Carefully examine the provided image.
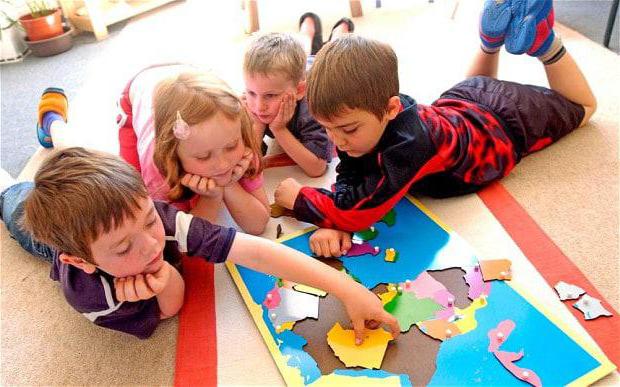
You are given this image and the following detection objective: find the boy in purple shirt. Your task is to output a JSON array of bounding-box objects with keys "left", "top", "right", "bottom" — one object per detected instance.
[
  {"left": 0, "top": 148, "right": 398, "bottom": 342},
  {"left": 243, "top": 33, "right": 333, "bottom": 177}
]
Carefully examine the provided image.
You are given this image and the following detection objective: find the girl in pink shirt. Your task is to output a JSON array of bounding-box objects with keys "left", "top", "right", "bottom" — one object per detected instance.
[{"left": 117, "top": 64, "right": 269, "bottom": 234}]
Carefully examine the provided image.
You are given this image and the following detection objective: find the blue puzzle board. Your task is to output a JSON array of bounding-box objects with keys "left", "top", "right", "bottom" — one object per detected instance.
[{"left": 227, "top": 196, "right": 614, "bottom": 385}]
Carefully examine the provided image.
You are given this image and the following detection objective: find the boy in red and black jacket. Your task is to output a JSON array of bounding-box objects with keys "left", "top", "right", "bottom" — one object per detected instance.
[{"left": 274, "top": 0, "right": 596, "bottom": 258}]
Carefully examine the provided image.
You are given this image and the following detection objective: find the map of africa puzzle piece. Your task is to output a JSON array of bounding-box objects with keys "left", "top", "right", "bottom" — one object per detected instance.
[
  {"left": 380, "top": 209, "right": 397, "bottom": 227},
  {"left": 383, "top": 291, "right": 443, "bottom": 332},
  {"left": 293, "top": 283, "right": 328, "bottom": 297},
  {"left": 488, "top": 320, "right": 542, "bottom": 387},
  {"left": 464, "top": 265, "right": 491, "bottom": 299},
  {"left": 573, "top": 294, "right": 613, "bottom": 320},
  {"left": 269, "top": 287, "right": 319, "bottom": 326},
  {"left": 479, "top": 259, "right": 512, "bottom": 281},
  {"left": 263, "top": 286, "right": 281, "bottom": 309},
  {"left": 383, "top": 248, "right": 398, "bottom": 262},
  {"left": 406, "top": 271, "right": 448, "bottom": 300},
  {"left": 554, "top": 281, "right": 586, "bottom": 300},
  {"left": 346, "top": 242, "right": 381, "bottom": 257},
  {"left": 353, "top": 226, "right": 379, "bottom": 242},
  {"left": 326, "top": 322, "right": 393, "bottom": 369},
  {"left": 418, "top": 318, "right": 461, "bottom": 341}
]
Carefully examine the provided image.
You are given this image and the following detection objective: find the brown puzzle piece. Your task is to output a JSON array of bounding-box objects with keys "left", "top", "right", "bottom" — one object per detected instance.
[{"left": 270, "top": 203, "right": 295, "bottom": 218}]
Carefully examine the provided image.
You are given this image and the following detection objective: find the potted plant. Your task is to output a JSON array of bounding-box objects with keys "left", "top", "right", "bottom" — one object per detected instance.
[
  {"left": 18, "top": 0, "right": 62, "bottom": 41},
  {"left": 16, "top": 0, "right": 73, "bottom": 57},
  {"left": 0, "top": 0, "right": 28, "bottom": 63}
]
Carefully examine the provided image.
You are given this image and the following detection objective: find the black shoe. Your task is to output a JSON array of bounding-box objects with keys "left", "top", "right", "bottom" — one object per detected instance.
[
  {"left": 328, "top": 17, "right": 355, "bottom": 42},
  {"left": 299, "top": 12, "right": 324, "bottom": 55}
]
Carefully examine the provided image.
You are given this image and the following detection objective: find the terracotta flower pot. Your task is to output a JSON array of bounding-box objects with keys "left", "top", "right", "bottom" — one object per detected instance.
[
  {"left": 19, "top": 8, "right": 63, "bottom": 42},
  {"left": 25, "top": 25, "right": 73, "bottom": 57}
]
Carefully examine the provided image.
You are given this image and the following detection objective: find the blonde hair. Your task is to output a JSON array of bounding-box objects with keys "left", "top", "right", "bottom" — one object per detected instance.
[
  {"left": 152, "top": 70, "right": 263, "bottom": 202},
  {"left": 22, "top": 147, "right": 149, "bottom": 263},
  {"left": 243, "top": 32, "right": 306, "bottom": 83},
  {"left": 307, "top": 35, "right": 399, "bottom": 121}
]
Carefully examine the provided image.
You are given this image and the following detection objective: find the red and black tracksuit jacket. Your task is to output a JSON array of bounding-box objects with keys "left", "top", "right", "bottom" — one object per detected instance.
[{"left": 292, "top": 94, "right": 517, "bottom": 232}]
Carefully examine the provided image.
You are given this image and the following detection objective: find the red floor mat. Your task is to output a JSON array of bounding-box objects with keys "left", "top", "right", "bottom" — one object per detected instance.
[{"left": 478, "top": 181, "right": 619, "bottom": 366}]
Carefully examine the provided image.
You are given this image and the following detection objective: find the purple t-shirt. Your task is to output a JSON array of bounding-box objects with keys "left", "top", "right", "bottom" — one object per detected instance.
[{"left": 50, "top": 201, "right": 236, "bottom": 339}]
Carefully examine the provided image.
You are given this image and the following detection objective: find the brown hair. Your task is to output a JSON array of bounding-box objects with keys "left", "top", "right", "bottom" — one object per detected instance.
[
  {"left": 307, "top": 35, "right": 399, "bottom": 121},
  {"left": 243, "top": 32, "right": 306, "bottom": 83},
  {"left": 21, "top": 147, "right": 149, "bottom": 262},
  {"left": 152, "top": 70, "right": 263, "bottom": 202}
]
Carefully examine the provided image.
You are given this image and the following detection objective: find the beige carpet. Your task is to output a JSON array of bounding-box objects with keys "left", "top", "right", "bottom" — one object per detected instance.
[{"left": 1, "top": 0, "right": 618, "bottom": 385}]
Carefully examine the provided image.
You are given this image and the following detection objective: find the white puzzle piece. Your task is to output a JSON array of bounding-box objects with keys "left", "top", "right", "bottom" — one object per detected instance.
[
  {"left": 573, "top": 294, "right": 613, "bottom": 320},
  {"left": 554, "top": 281, "right": 585, "bottom": 300},
  {"left": 269, "top": 287, "right": 320, "bottom": 326}
]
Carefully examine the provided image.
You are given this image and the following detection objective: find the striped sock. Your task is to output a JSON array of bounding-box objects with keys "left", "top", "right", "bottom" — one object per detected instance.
[
  {"left": 37, "top": 87, "right": 67, "bottom": 148},
  {"left": 537, "top": 33, "right": 566, "bottom": 65}
]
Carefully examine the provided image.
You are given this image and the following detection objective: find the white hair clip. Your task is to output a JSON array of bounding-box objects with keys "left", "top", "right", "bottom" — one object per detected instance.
[{"left": 173, "top": 111, "right": 191, "bottom": 140}]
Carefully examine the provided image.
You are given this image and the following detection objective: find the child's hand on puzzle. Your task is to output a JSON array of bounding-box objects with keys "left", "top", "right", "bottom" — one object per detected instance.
[
  {"left": 270, "top": 93, "right": 296, "bottom": 132},
  {"left": 181, "top": 173, "right": 223, "bottom": 197},
  {"left": 341, "top": 282, "right": 401, "bottom": 345},
  {"left": 274, "top": 177, "right": 302, "bottom": 209},
  {"left": 114, "top": 261, "right": 172, "bottom": 302},
  {"left": 310, "top": 228, "right": 352, "bottom": 258},
  {"left": 231, "top": 147, "right": 254, "bottom": 182}
]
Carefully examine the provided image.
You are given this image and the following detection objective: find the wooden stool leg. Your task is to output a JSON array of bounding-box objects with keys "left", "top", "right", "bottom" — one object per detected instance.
[
  {"left": 244, "top": 0, "right": 259, "bottom": 33},
  {"left": 83, "top": 0, "right": 108, "bottom": 40},
  {"left": 349, "top": 0, "right": 363, "bottom": 17}
]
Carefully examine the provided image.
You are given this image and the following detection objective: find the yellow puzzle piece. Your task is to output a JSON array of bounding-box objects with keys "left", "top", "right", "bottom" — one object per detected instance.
[
  {"left": 326, "top": 322, "right": 393, "bottom": 369},
  {"left": 292, "top": 283, "right": 328, "bottom": 297},
  {"left": 453, "top": 297, "right": 487, "bottom": 334},
  {"left": 384, "top": 248, "right": 398, "bottom": 262}
]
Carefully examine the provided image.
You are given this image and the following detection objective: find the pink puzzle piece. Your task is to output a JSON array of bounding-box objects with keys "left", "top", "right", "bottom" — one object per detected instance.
[
  {"left": 488, "top": 320, "right": 542, "bottom": 387},
  {"left": 464, "top": 265, "right": 491, "bottom": 299},
  {"left": 407, "top": 272, "right": 446, "bottom": 299},
  {"left": 263, "top": 287, "right": 281, "bottom": 309},
  {"left": 433, "top": 288, "right": 456, "bottom": 308},
  {"left": 346, "top": 242, "right": 380, "bottom": 257},
  {"left": 435, "top": 306, "right": 455, "bottom": 320}
]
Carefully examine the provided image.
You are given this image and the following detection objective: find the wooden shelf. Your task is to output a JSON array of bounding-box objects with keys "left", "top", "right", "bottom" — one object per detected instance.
[{"left": 59, "top": 0, "right": 180, "bottom": 40}]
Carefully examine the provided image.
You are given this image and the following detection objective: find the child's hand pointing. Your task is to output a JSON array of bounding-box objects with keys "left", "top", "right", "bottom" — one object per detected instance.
[{"left": 339, "top": 281, "right": 401, "bottom": 345}]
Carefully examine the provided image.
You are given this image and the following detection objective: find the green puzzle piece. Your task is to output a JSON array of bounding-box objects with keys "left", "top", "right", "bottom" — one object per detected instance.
[
  {"left": 384, "top": 292, "right": 443, "bottom": 332},
  {"left": 381, "top": 209, "right": 397, "bottom": 227},
  {"left": 353, "top": 226, "right": 379, "bottom": 242}
]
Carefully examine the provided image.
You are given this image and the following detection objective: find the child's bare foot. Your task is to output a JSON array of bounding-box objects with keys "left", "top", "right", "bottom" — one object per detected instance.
[{"left": 328, "top": 17, "right": 355, "bottom": 42}]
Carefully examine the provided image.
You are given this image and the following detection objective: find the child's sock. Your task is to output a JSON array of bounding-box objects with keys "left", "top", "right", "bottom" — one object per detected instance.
[
  {"left": 535, "top": 32, "right": 565, "bottom": 65},
  {"left": 480, "top": 0, "right": 512, "bottom": 53},
  {"left": 37, "top": 87, "right": 67, "bottom": 148},
  {"left": 525, "top": 6, "right": 566, "bottom": 65}
]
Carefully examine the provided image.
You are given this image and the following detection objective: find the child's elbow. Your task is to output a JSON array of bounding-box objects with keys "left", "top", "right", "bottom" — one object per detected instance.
[
  {"left": 244, "top": 215, "right": 269, "bottom": 235},
  {"left": 304, "top": 159, "right": 327, "bottom": 178}
]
